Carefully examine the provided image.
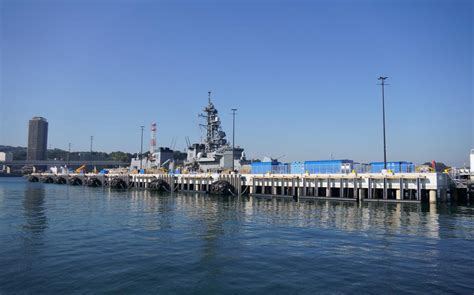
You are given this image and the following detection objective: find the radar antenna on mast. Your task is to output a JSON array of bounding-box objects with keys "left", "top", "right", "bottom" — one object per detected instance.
[
  {"left": 150, "top": 122, "right": 157, "bottom": 156},
  {"left": 198, "top": 91, "right": 228, "bottom": 153}
]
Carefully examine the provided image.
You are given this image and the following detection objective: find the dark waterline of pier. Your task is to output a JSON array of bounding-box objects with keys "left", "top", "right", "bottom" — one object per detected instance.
[{"left": 0, "top": 178, "right": 473, "bottom": 294}]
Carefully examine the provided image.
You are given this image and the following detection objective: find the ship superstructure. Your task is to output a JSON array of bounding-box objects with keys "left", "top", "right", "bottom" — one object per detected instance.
[
  {"left": 185, "top": 92, "right": 247, "bottom": 172},
  {"left": 200, "top": 92, "right": 228, "bottom": 153}
]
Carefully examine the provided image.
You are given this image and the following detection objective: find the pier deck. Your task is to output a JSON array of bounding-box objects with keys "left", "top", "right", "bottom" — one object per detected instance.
[{"left": 29, "top": 172, "right": 452, "bottom": 203}]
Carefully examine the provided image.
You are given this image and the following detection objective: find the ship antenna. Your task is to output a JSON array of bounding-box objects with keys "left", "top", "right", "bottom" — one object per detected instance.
[{"left": 208, "top": 91, "right": 211, "bottom": 104}]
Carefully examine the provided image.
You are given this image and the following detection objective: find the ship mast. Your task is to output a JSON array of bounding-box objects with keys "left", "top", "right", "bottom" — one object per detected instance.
[
  {"left": 199, "top": 91, "right": 228, "bottom": 153},
  {"left": 150, "top": 122, "right": 157, "bottom": 156}
]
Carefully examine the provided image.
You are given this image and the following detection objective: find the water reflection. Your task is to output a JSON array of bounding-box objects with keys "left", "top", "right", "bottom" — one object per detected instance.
[
  {"left": 175, "top": 193, "right": 244, "bottom": 283},
  {"left": 105, "top": 190, "right": 469, "bottom": 242},
  {"left": 105, "top": 189, "right": 176, "bottom": 231},
  {"left": 172, "top": 195, "right": 445, "bottom": 240},
  {"left": 23, "top": 184, "right": 47, "bottom": 234}
]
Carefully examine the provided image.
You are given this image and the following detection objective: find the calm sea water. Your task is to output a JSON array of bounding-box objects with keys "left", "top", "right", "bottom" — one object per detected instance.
[{"left": 0, "top": 177, "right": 473, "bottom": 294}]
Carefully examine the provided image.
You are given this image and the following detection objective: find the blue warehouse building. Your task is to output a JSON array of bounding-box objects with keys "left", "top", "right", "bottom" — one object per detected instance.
[
  {"left": 370, "top": 161, "right": 415, "bottom": 173},
  {"left": 304, "top": 160, "right": 354, "bottom": 174},
  {"left": 290, "top": 162, "right": 305, "bottom": 174},
  {"left": 251, "top": 161, "right": 289, "bottom": 174},
  {"left": 251, "top": 159, "right": 415, "bottom": 174}
]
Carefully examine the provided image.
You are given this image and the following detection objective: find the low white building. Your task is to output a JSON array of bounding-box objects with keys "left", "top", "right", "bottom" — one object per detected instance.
[
  {"left": 470, "top": 149, "right": 474, "bottom": 174},
  {"left": 0, "top": 152, "right": 13, "bottom": 162}
]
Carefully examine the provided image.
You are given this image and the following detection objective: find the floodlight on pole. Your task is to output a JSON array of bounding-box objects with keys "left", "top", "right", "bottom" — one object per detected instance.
[
  {"left": 90, "top": 136, "right": 94, "bottom": 168},
  {"left": 231, "top": 108, "right": 237, "bottom": 172},
  {"left": 378, "top": 76, "right": 388, "bottom": 170},
  {"left": 140, "top": 126, "right": 144, "bottom": 170},
  {"left": 67, "top": 143, "right": 71, "bottom": 167}
]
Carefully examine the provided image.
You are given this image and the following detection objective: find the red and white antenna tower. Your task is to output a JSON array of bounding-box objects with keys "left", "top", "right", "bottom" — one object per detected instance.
[{"left": 150, "top": 122, "right": 157, "bottom": 155}]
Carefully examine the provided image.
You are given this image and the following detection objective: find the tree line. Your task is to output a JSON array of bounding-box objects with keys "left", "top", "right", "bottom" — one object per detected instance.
[{"left": 0, "top": 145, "right": 135, "bottom": 162}]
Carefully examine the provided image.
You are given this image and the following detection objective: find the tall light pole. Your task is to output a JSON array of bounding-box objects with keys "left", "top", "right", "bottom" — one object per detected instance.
[
  {"left": 140, "top": 126, "right": 144, "bottom": 170},
  {"left": 231, "top": 108, "right": 237, "bottom": 172},
  {"left": 67, "top": 143, "right": 71, "bottom": 167},
  {"left": 378, "top": 76, "right": 388, "bottom": 170},
  {"left": 90, "top": 136, "right": 94, "bottom": 168}
]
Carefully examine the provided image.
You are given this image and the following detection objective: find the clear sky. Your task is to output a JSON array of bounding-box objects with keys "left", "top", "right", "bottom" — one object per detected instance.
[{"left": 1, "top": 0, "right": 472, "bottom": 166}]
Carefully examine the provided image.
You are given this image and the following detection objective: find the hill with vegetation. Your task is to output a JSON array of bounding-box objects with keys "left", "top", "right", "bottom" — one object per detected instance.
[{"left": 0, "top": 145, "right": 134, "bottom": 162}]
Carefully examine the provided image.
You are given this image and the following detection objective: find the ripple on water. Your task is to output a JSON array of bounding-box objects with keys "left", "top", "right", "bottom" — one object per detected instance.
[{"left": 0, "top": 178, "right": 473, "bottom": 294}]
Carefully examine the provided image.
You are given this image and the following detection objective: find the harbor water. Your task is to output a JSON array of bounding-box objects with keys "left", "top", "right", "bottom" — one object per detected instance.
[{"left": 0, "top": 178, "right": 473, "bottom": 293}]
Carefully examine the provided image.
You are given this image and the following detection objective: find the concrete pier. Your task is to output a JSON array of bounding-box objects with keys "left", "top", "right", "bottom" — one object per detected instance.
[
  {"left": 29, "top": 172, "right": 449, "bottom": 203},
  {"left": 250, "top": 173, "right": 448, "bottom": 203}
]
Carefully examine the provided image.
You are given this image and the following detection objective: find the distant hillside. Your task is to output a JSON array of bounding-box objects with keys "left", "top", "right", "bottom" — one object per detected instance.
[
  {"left": 0, "top": 145, "right": 27, "bottom": 160},
  {"left": 0, "top": 145, "right": 26, "bottom": 152},
  {"left": 0, "top": 145, "right": 134, "bottom": 162}
]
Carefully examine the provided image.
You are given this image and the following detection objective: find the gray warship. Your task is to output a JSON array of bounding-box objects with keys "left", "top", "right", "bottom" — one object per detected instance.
[{"left": 185, "top": 92, "right": 248, "bottom": 172}]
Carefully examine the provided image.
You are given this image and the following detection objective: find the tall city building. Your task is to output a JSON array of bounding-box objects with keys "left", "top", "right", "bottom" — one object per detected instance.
[{"left": 27, "top": 117, "right": 48, "bottom": 161}]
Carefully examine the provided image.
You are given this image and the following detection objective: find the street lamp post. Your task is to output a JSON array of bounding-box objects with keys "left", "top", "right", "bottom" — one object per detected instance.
[
  {"left": 90, "top": 136, "right": 94, "bottom": 169},
  {"left": 67, "top": 143, "right": 71, "bottom": 167},
  {"left": 231, "top": 108, "right": 237, "bottom": 172},
  {"left": 378, "top": 76, "right": 388, "bottom": 170},
  {"left": 140, "top": 126, "right": 144, "bottom": 170}
]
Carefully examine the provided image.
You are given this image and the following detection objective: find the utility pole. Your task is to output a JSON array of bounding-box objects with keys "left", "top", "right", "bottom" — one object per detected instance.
[
  {"left": 378, "top": 76, "right": 388, "bottom": 170},
  {"left": 140, "top": 126, "right": 144, "bottom": 170},
  {"left": 90, "top": 136, "right": 94, "bottom": 168},
  {"left": 231, "top": 108, "right": 237, "bottom": 172},
  {"left": 67, "top": 143, "right": 71, "bottom": 167}
]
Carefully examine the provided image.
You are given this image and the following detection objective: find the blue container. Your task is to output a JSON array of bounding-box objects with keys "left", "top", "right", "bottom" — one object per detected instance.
[
  {"left": 370, "top": 161, "right": 414, "bottom": 173},
  {"left": 273, "top": 163, "right": 290, "bottom": 174},
  {"left": 291, "top": 161, "right": 305, "bottom": 174},
  {"left": 251, "top": 162, "right": 289, "bottom": 174},
  {"left": 304, "top": 160, "right": 353, "bottom": 174},
  {"left": 352, "top": 163, "right": 370, "bottom": 173},
  {"left": 251, "top": 162, "right": 274, "bottom": 174}
]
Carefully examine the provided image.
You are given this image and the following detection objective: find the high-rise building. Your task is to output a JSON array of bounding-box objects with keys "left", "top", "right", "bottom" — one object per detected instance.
[{"left": 27, "top": 117, "right": 48, "bottom": 161}]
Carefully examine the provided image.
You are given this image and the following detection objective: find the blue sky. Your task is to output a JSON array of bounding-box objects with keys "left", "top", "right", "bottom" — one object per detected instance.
[{"left": 1, "top": 0, "right": 472, "bottom": 166}]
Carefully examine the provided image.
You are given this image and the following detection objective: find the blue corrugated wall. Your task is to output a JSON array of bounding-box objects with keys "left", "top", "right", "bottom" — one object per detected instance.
[
  {"left": 370, "top": 162, "right": 415, "bottom": 173},
  {"left": 290, "top": 162, "right": 305, "bottom": 174},
  {"left": 304, "top": 160, "right": 353, "bottom": 174}
]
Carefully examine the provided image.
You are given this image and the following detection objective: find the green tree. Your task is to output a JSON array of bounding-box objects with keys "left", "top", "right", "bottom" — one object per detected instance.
[{"left": 109, "top": 151, "right": 132, "bottom": 162}]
